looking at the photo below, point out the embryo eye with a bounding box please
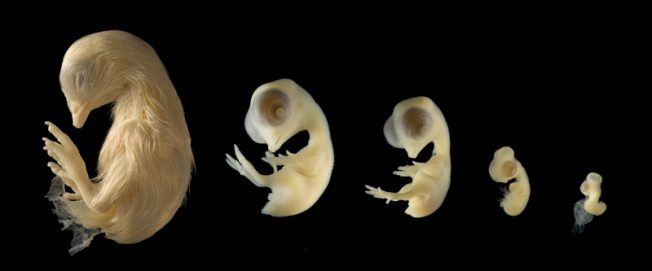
[75,73,85,89]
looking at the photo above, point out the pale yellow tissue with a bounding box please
[225,79,334,217]
[572,172,606,233]
[581,173,607,216]
[488,146,530,216]
[43,30,193,254]
[365,97,451,218]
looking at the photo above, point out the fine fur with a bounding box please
[44,30,193,254]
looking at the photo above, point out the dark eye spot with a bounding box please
[403,107,432,138]
[256,89,291,126]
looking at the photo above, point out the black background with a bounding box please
[8,7,644,266]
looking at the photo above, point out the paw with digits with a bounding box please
[393,162,425,178]
[365,185,398,204]
[43,121,89,195]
